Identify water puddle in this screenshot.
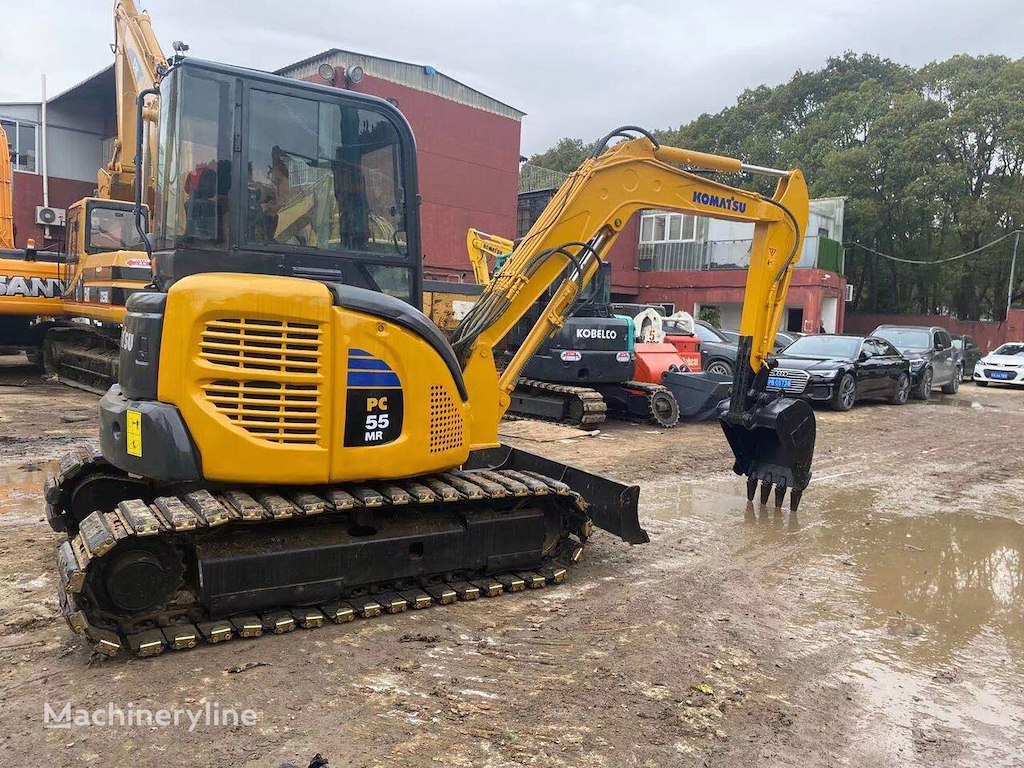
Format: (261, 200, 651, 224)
(0, 462, 54, 522)
(639, 476, 1024, 763)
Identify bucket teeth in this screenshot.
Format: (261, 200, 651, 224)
(774, 481, 788, 511)
(759, 476, 773, 507)
(746, 476, 758, 501)
(789, 487, 803, 513)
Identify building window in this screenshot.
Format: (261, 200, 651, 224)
(640, 211, 696, 243)
(0, 118, 37, 173)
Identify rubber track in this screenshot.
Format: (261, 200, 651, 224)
(514, 378, 607, 427)
(50, 451, 590, 659)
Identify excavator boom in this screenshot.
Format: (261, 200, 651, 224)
(453, 129, 815, 508)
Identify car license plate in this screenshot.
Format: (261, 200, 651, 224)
(767, 376, 791, 389)
(991, 371, 1012, 380)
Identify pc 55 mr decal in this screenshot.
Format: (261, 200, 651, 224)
(343, 348, 404, 447)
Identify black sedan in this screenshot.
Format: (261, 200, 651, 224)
(688, 320, 739, 376)
(765, 334, 911, 411)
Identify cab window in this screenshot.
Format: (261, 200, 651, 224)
(245, 89, 407, 257)
(86, 207, 145, 254)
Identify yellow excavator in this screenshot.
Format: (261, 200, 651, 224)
(0, 125, 67, 356)
(46, 54, 815, 657)
(0, 1, 163, 389)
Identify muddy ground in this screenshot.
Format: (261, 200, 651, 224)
(0, 353, 1021, 767)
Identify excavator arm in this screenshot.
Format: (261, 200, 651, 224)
(0, 126, 12, 249)
(453, 129, 815, 510)
(97, 0, 167, 202)
(466, 228, 514, 286)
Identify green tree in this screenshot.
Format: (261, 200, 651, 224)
(530, 53, 1024, 319)
(527, 137, 594, 174)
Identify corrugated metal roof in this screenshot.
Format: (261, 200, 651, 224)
(276, 48, 524, 121)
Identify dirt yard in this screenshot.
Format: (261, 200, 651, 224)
(0, 353, 1021, 767)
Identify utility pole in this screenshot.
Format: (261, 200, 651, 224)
(1008, 230, 1021, 321)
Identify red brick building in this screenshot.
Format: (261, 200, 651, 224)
(277, 49, 524, 277)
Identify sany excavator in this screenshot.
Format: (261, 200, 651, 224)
(45, 54, 815, 657)
(0, 1, 164, 389)
(0, 124, 67, 357)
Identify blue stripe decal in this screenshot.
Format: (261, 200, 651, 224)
(347, 371, 401, 387)
(349, 348, 373, 357)
(348, 357, 393, 371)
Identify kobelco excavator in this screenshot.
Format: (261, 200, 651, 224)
(46, 56, 815, 657)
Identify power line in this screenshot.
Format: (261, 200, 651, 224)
(843, 230, 1022, 265)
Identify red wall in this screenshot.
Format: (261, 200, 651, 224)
(608, 214, 640, 296)
(11, 173, 95, 248)
(845, 310, 1024, 353)
(305, 73, 522, 273)
(633, 268, 847, 333)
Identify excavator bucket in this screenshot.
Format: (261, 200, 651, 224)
(633, 343, 731, 422)
(719, 396, 815, 512)
(465, 444, 647, 544)
(662, 370, 733, 422)
(717, 336, 816, 512)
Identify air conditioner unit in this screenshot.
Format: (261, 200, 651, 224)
(845, 283, 854, 303)
(35, 206, 66, 227)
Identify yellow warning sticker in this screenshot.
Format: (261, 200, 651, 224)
(126, 410, 142, 458)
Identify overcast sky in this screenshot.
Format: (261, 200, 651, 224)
(2, 0, 1022, 154)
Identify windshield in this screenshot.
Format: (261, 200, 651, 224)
(874, 328, 931, 350)
(992, 343, 1024, 356)
(951, 338, 963, 349)
(694, 323, 727, 344)
(246, 89, 407, 256)
(782, 335, 862, 359)
(87, 205, 144, 253)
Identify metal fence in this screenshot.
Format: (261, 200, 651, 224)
(638, 235, 841, 272)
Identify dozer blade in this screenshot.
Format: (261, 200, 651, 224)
(719, 396, 815, 512)
(661, 370, 733, 422)
(465, 444, 647, 544)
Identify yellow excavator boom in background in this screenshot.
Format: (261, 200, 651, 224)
(465, 228, 514, 286)
(0, 127, 13, 249)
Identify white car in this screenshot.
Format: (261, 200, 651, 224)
(974, 342, 1024, 386)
